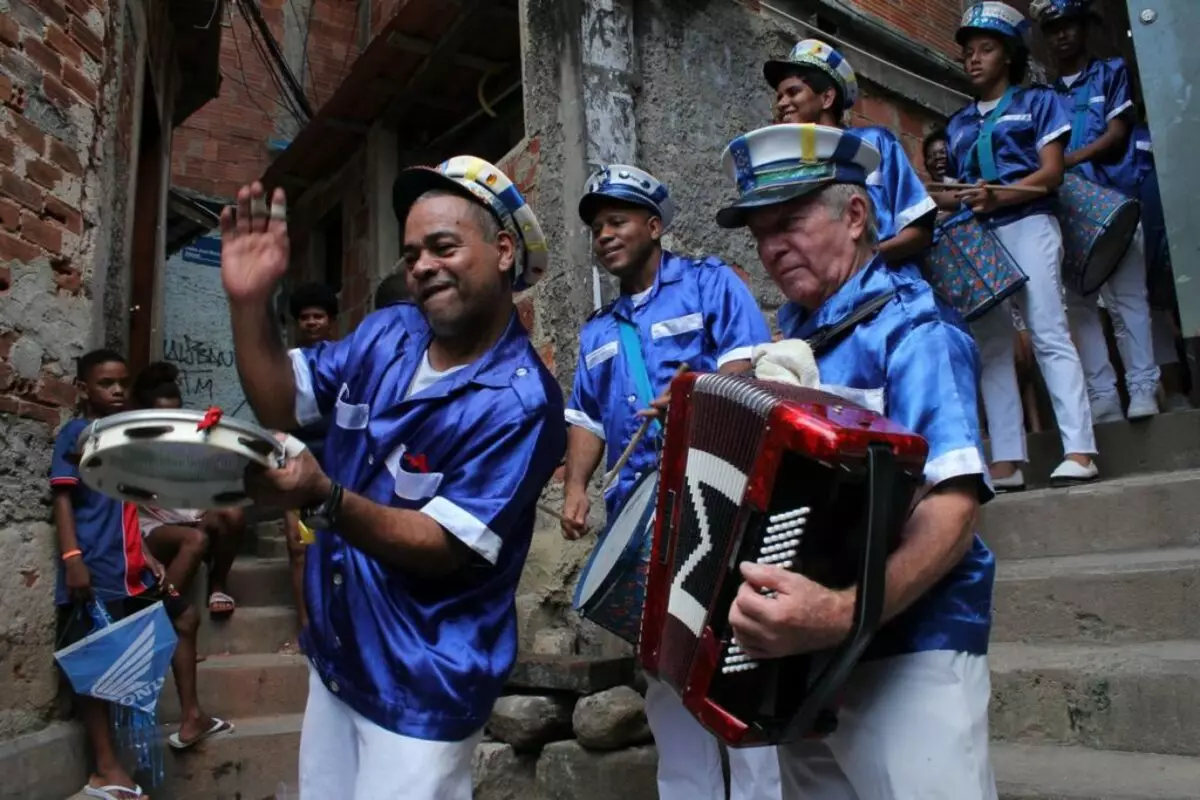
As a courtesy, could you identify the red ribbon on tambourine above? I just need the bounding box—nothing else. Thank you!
[196,406,223,432]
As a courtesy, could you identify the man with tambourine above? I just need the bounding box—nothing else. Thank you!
[218,157,566,798]
[559,165,775,800]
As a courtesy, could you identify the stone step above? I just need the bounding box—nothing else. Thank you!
[257,533,289,559]
[989,640,1200,756]
[993,741,1200,800]
[993,547,1200,644]
[981,468,1200,561]
[533,740,657,800]
[159,653,308,723]
[197,605,299,657]
[225,556,294,608]
[986,408,1200,489]
[154,713,301,800]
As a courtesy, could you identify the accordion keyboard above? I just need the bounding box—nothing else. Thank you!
[721,506,810,674]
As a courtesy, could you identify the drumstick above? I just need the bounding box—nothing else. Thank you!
[600,363,690,493]
[536,503,593,538]
[927,182,1048,195]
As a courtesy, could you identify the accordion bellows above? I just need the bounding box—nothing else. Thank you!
[639,373,929,746]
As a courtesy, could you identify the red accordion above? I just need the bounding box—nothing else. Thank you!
[638,373,929,747]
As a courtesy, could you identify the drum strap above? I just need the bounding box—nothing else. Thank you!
[616,318,664,436]
[968,86,1017,183]
[1067,82,1092,153]
[805,290,899,356]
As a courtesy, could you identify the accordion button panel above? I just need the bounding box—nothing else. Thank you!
[719,507,810,675]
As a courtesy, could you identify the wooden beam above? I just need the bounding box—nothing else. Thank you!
[384,30,506,74]
[380,0,491,126]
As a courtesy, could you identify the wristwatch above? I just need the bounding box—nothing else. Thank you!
[301,482,344,531]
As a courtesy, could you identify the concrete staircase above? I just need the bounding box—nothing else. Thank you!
[56,409,1200,798]
[984,409,1200,799]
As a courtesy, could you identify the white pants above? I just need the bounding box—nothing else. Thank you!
[971,214,1096,462]
[1066,223,1161,400]
[777,651,996,800]
[645,676,782,800]
[299,667,481,800]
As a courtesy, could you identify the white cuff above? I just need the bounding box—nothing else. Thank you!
[565,408,605,440]
[894,196,938,233]
[924,446,988,488]
[716,346,754,368]
[1038,124,1073,151]
[1106,99,1133,122]
[288,348,322,427]
[421,496,503,565]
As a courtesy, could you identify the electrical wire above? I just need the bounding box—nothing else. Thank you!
[755,0,972,104]
[226,16,289,126]
[235,0,315,119]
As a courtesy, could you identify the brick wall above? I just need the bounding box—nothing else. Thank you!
[171,0,360,201]
[851,81,944,180]
[845,0,966,60]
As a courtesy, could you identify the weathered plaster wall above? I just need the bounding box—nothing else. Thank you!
[0,0,179,740]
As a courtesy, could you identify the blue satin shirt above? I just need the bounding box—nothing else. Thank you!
[289,302,566,741]
[946,86,1072,226]
[566,251,771,520]
[777,255,996,658]
[853,125,937,243]
[1049,58,1138,197]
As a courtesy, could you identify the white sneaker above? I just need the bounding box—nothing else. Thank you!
[1049,459,1099,486]
[1090,395,1124,425]
[1126,391,1160,420]
[990,468,1025,492]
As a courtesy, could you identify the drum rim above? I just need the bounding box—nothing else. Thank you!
[572,469,660,610]
[82,408,281,448]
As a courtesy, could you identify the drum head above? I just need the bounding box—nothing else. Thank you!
[1078,200,1141,295]
[78,409,280,509]
[573,471,659,609]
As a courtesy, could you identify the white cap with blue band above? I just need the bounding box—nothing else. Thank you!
[578,164,677,231]
[957,1,1031,44]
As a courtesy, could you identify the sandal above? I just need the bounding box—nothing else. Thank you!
[207,591,236,619]
[168,716,235,751]
[82,783,147,800]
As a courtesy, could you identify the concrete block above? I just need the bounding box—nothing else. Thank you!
[155,713,301,799]
[993,741,1200,800]
[473,741,539,800]
[993,547,1200,644]
[0,722,87,800]
[158,653,309,723]
[224,557,295,608]
[506,655,636,695]
[989,641,1200,756]
[981,469,1200,561]
[534,740,657,800]
[197,605,299,657]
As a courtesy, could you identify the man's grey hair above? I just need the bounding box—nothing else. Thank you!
[413,188,501,243]
[817,183,879,247]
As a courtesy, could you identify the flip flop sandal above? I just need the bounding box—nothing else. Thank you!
[207,591,236,618]
[82,784,146,800]
[168,717,235,751]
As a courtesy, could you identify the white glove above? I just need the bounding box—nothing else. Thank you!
[752,339,821,389]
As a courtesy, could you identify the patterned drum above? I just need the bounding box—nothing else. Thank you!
[572,470,658,645]
[1055,172,1141,296]
[924,208,1027,322]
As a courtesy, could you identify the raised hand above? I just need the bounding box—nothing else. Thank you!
[221,182,290,304]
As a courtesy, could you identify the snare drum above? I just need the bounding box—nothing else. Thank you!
[1055,172,1141,296]
[924,209,1027,322]
[76,408,295,510]
[572,470,658,645]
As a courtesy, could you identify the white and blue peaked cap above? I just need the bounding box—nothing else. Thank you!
[578,164,676,230]
[716,124,881,230]
[392,155,549,291]
[763,39,860,111]
[957,2,1031,45]
[1029,0,1092,24]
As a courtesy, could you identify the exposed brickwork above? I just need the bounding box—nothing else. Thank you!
[171,0,361,201]
[843,0,965,61]
[850,82,944,180]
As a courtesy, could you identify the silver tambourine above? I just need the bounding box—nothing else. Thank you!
[75,408,306,509]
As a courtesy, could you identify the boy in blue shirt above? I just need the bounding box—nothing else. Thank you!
[53,350,230,800]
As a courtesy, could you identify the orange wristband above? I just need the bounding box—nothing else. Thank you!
[61,549,82,561]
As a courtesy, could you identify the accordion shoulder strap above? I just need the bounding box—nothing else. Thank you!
[616,318,663,435]
[806,289,898,357]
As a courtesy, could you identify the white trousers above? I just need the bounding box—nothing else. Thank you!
[1066,223,1161,399]
[971,214,1096,463]
[299,667,481,800]
[777,651,996,800]
[645,676,782,800]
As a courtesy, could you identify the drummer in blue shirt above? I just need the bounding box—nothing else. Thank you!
[716,121,997,799]
[942,1,1098,490]
[219,157,565,799]
[766,38,937,265]
[559,166,774,800]
[1031,0,1160,422]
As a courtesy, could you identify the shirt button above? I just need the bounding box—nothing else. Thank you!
[367,454,375,465]
[516,367,528,377]
[332,573,343,587]
[628,394,637,404]
[333,635,342,648]
[330,680,340,694]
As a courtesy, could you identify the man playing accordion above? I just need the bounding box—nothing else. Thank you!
[716,124,999,798]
